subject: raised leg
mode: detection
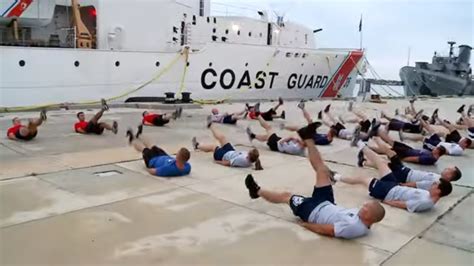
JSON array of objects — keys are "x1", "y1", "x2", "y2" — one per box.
[
  {"x1": 210, "y1": 124, "x2": 228, "y2": 146},
  {"x1": 90, "y1": 109, "x2": 105, "y2": 124},
  {"x1": 377, "y1": 127, "x2": 395, "y2": 146},
  {"x1": 258, "y1": 190, "x2": 292, "y2": 204},
  {"x1": 304, "y1": 139, "x2": 331, "y2": 188}
]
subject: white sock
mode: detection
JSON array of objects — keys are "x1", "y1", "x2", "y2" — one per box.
[{"x1": 356, "y1": 140, "x2": 366, "y2": 150}]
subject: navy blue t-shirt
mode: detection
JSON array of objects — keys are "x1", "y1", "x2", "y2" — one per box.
[{"x1": 406, "y1": 149, "x2": 437, "y2": 165}]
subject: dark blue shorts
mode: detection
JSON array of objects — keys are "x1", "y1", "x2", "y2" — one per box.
[
  {"x1": 213, "y1": 143, "x2": 235, "y2": 161},
  {"x1": 445, "y1": 130, "x2": 461, "y2": 143},
  {"x1": 222, "y1": 115, "x2": 237, "y2": 125},
  {"x1": 359, "y1": 120, "x2": 371, "y2": 133},
  {"x1": 388, "y1": 157, "x2": 411, "y2": 183},
  {"x1": 423, "y1": 134, "x2": 442, "y2": 151},
  {"x1": 369, "y1": 173, "x2": 398, "y2": 200},
  {"x1": 289, "y1": 185, "x2": 335, "y2": 222},
  {"x1": 388, "y1": 119, "x2": 405, "y2": 131},
  {"x1": 313, "y1": 133, "x2": 331, "y2": 145}
]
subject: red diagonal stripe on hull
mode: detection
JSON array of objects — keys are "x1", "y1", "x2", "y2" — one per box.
[
  {"x1": 320, "y1": 50, "x2": 364, "y2": 98},
  {"x1": 7, "y1": 0, "x2": 33, "y2": 17}
]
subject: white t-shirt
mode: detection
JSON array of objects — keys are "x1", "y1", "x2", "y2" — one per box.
[
  {"x1": 277, "y1": 140, "x2": 305, "y2": 156},
  {"x1": 338, "y1": 129, "x2": 352, "y2": 140},
  {"x1": 385, "y1": 186, "x2": 434, "y2": 212},
  {"x1": 211, "y1": 114, "x2": 226, "y2": 123},
  {"x1": 407, "y1": 169, "x2": 440, "y2": 191},
  {"x1": 438, "y1": 142, "x2": 463, "y2": 156},
  {"x1": 222, "y1": 151, "x2": 251, "y2": 168},
  {"x1": 308, "y1": 201, "x2": 369, "y2": 239}
]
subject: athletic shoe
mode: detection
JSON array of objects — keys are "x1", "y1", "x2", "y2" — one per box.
[
  {"x1": 278, "y1": 97, "x2": 284, "y2": 105},
  {"x1": 348, "y1": 101, "x2": 354, "y2": 112},
  {"x1": 432, "y1": 108, "x2": 439, "y2": 119},
  {"x1": 409, "y1": 96, "x2": 417, "y2": 104},
  {"x1": 136, "y1": 124, "x2": 143, "y2": 139},
  {"x1": 421, "y1": 115, "x2": 429, "y2": 121},
  {"x1": 281, "y1": 111, "x2": 286, "y2": 120},
  {"x1": 468, "y1": 105, "x2": 473, "y2": 116},
  {"x1": 101, "y1": 98, "x2": 109, "y2": 111},
  {"x1": 245, "y1": 174, "x2": 261, "y2": 199},
  {"x1": 357, "y1": 150, "x2": 366, "y2": 167},
  {"x1": 414, "y1": 109, "x2": 424, "y2": 120},
  {"x1": 324, "y1": 104, "x2": 331, "y2": 113},
  {"x1": 254, "y1": 102, "x2": 261, "y2": 113},
  {"x1": 398, "y1": 130, "x2": 404, "y2": 142},
  {"x1": 206, "y1": 115, "x2": 213, "y2": 128},
  {"x1": 443, "y1": 119, "x2": 451, "y2": 125},
  {"x1": 328, "y1": 169, "x2": 338, "y2": 184},
  {"x1": 317, "y1": 111, "x2": 323, "y2": 120},
  {"x1": 394, "y1": 109, "x2": 399, "y2": 116},
  {"x1": 350, "y1": 126, "x2": 361, "y2": 147},
  {"x1": 457, "y1": 104, "x2": 465, "y2": 114},
  {"x1": 112, "y1": 121, "x2": 118, "y2": 134},
  {"x1": 126, "y1": 128, "x2": 134, "y2": 144},
  {"x1": 456, "y1": 117, "x2": 463, "y2": 125},
  {"x1": 246, "y1": 127, "x2": 255, "y2": 142},
  {"x1": 192, "y1": 137, "x2": 199, "y2": 150},
  {"x1": 297, "y1": 100, "x2": 305, "y2": 110},
  {"x1": 368, "y1": 119, "x2": 381, "y2": 139},
  {"x1": 245, "y1": 103, "x2": 250, "y2": 111},
  {"x1": 40, "y1": 109, "x2": 47, "y2": 121}
]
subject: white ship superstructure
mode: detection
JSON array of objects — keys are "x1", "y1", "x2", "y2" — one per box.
[{"x1": 0, "y1": 0, "x2": 364, "y2": 108}]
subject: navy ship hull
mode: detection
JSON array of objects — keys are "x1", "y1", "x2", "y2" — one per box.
[{"x1": 400, "y1": 66, "x2": 474, "y2": 96}]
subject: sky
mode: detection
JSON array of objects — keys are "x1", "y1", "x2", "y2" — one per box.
[{"x1": 211, "y1": 0, "x2": 473, "y2": 80}]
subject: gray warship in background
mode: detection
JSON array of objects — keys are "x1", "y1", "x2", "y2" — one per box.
[{"x1": 400, "y1": 41, "x2": 473, "y2": 96}]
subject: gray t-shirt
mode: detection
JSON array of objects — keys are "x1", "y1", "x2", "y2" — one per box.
[
  {"x1": 385, "y1": 186, "x2": 434, "y2": 212},
  {"x1": 277, "y1": 140, "x2": 305, "y2": 156},
  {"x1": 407, "y1": 169, "x2": 440, "y2": 191},
  {"x1": 308, "y1": 201, "x2": 369, "y2": 239},
  {"x1": 222, "y1": 151, "x2": 251, "y2": 168},
  {"x1": 438, "y1": 142, "x2": 463, "y2": 156}
]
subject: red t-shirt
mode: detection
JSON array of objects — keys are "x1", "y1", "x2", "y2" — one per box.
[
  {"x1": 143, "y1": 114, "x2": 160, "y2": 124},
  {"x1": 248, "y1": 111, "x2": 258, "y2": 120},
  {"x1": 74, "y1": 121, "x2": 89, "y2": 132},
  {"x1": 7, "y1": 125, "x2": 22, "y2": 136}
]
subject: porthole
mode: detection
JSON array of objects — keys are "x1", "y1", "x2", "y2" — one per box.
[
  {"x1": 248, "y1": 32, "x2": 252, "y2": 37},
  {"x1": 225, "y1": 29, "x2": 229, "y2": 34},
  {"x1": 155, "y1": 61, "x2": 160, "y2": 67},
  {"x1": 115, "y1": 61, "x2": 120, "y2": 67},
  {"x1": 19, "y1": 60, "x2": 25, "y2": 67},
  {"x1": 187, "y1": 62, "x2": 190, "y2": 66},
  {"x1": 245, "y1": 63, "x2": 248, "y2": 67},
  {"x1": 74, "y1": 61, "x2": 80, "y2": 67},
  {"x1": 209, "y1": 62, "x2": 213, "y2": 67},
  {"x1": 213, "y1": 28, "x2": 216, "y2": 33}
]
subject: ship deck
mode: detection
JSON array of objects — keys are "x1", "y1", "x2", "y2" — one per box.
[{"x1": 1, "y1": 98, "x2": 473, "y2": 265}]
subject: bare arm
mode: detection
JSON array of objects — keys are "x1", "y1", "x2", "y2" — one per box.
[
  {"x1": 147, "y1": 168, "x2": 157, "y2": 175},
  {"x1": 76, "y1": 128, "x2": 87, "y2": 134},
  {"x1": 143, "y1": 121, "x2": 154, "y2": 126},
  {"x1": 299, "y1": 222, "x2": 335, "y2": 237},
  {"x1": 215, "y1": 160, "x2": 231, "y2": 166},
  {"x1": 399, "y1": 182, "x2": 417, "y2": 188},
  {"x1": 401, "y1": 156, "x2": 420, "y2": 163},
  {"x1": 383, "y1": 200, "x2": 407, "y2": 210}
]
